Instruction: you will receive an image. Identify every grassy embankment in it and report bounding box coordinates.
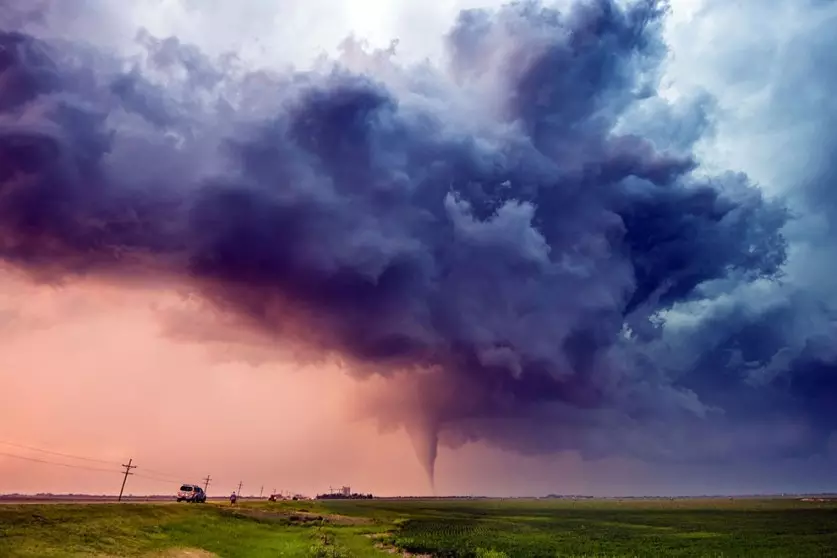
[1,497,837,557]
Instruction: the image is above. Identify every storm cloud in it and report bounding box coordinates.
[2,0,832,484]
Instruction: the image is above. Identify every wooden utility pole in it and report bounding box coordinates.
[118,459,136,502]
[203,475,211,493]
[259,486,264,499]
[237,481,243,497]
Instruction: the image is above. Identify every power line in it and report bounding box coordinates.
[0,450,177,490]
[141,466,188,480]
[0,450,120,474]
[133,472,183,484]
[0,442,246,497]
[0,440,120,466]
[0,440,210,486]
[140,465,217,485]
[0,447,236,500]
[129,470,221,488]
[134,468,183,482]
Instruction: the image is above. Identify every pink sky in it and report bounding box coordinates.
[0,270,602,497]
[3,271,836,497]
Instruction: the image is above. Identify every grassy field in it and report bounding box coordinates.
[1,497,836,557]
[0,501,388,558]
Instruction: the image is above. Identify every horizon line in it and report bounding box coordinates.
[2,492,836,500]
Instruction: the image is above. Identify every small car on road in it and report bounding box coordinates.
[176,484,206,503]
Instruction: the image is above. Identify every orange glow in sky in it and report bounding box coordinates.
[0,270,601,497]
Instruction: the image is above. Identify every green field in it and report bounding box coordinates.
[1,497,836,557]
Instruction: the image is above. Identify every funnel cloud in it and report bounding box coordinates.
[2,0,837,487]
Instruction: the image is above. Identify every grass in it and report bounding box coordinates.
[0,501,388,557]
[320,498,837,558]
[1,497,836,557]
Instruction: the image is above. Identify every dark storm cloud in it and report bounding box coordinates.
[0,0,48,30]
[630,0,837,470]
[1,0,820,481]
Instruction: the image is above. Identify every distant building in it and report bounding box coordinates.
[340,486,351,497]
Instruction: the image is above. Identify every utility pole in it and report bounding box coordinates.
[259,486,264,499]
[118,459,136,503]
[203,475,211,493]
[237,481,243,497]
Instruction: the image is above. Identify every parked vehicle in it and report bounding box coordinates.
[176,484,206,503]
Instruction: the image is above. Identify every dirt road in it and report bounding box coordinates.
[0,496,231,504]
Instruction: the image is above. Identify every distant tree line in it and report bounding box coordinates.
[315,492,374,500]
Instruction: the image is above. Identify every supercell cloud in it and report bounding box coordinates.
[0,0,833,484]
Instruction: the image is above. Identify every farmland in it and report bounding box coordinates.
[1,497,836,557]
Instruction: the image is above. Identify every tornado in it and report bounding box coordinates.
[406,421,440,491]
